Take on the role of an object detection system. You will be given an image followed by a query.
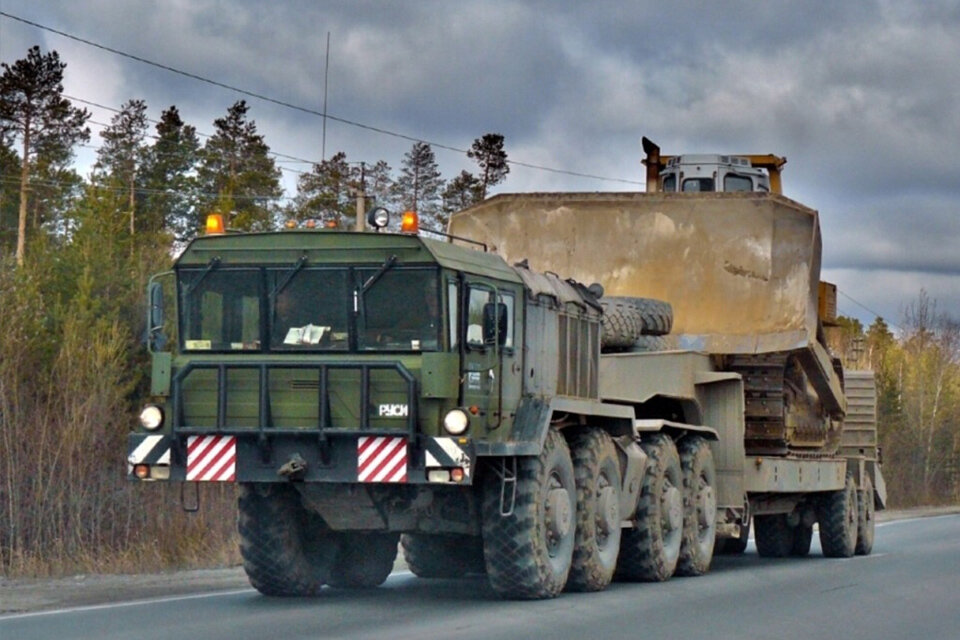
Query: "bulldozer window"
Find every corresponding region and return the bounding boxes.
[724,173,754,192]
[682,177,715,192]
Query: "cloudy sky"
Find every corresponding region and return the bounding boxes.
[2,1,958,328]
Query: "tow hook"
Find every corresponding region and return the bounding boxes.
[277,453,308,479]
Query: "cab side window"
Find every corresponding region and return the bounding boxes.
[465,285,515,349]
[466,287,489,347]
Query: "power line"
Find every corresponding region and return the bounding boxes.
[1,10,644,186]
[68,95,317,167]
[838,290,903,332]
[0,172,297,202]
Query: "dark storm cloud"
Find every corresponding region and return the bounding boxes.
[2,0,958,321]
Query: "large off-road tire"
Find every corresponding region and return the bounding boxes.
[676,437,717,576]
[627,335,670,353]
[237,483,336,596]
[818,473,859,558]
[482,429,577,599]
[754,514,795,558]
[790,524,813,556]
[620,297,673,336]
[327,531,399,588]
[401,534,485,578]
[617,433,684,582]
[600,299,643,349]
[856,475,875,555]
[714,518,750,555]
[566,429,622,592]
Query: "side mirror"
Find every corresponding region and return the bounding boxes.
[147,281,167,351]
[482,302,508,346]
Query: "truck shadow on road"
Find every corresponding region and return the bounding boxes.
[235,547,861,611]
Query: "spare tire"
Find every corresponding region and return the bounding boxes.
[620,297,673,336]
[628,335,669,352]
[600,299,643,350]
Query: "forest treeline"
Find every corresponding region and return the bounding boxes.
[1,47,958,578]
[0,46,506,576]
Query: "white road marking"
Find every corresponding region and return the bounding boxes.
[0,589,255,621]
[0,571,416,622]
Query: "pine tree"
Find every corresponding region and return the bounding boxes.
[0,46,90,265]
[141,106,200,240]
[94,99,149,236]
[467,133,509,199]
[196,100,281,232]
[363,160,395,212]
[290,151,357,226]
[442,170,482,218]
[395,141,443,229]
[0,141,19,252]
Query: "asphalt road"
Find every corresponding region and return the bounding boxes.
[3,514,959,640]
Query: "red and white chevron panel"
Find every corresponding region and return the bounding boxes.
[357,436,407,483]
[186,435,236,482]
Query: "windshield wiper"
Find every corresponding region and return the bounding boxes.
[184,257,221,295]
[354,254,398,320]
[362,255,398,294]
[270,255,308,299]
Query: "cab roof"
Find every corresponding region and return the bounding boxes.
[176,230,522,283]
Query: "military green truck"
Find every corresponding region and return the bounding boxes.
[128,140,885,600]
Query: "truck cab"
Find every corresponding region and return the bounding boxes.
[134,228,532,488]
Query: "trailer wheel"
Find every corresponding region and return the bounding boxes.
[599,299,643,349]
[481,429,576,599]
[676,437,717,576]
[566,429,622,592]
[237,483,336,596]
[401,534,485,578]
[856,475,875,555]
[327,532,399,588]
[818,473,859,558]
[619,297,674,336]
[617,433,683,581]
[754,515,795,558]
[790,524,813,556]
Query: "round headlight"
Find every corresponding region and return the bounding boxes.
[367,207,390,229]
[443,409,469,435]
[139,405,164,430]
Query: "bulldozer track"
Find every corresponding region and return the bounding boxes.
[727,354,838,457]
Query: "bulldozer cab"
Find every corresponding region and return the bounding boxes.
[642,136,786,195]
[658,154,772,194]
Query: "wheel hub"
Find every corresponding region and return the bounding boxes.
[546,487,572,544]
[698,486,716,529]
[664,485,683,532]
[597,485,619,538]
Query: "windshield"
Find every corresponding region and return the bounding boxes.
[178,265,441,353]
[270,268,350,350]
[180,268,262,351]
[357,268,441,351]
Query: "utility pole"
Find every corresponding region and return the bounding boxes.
[355,161,366,232]
[321,32,330,161]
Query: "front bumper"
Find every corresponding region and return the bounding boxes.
[127,432,475,485]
